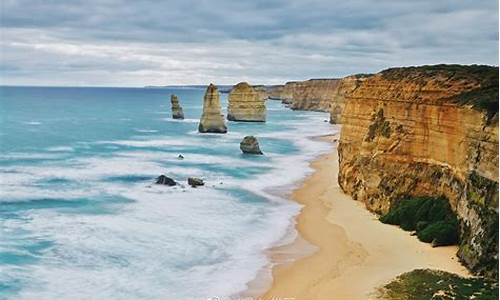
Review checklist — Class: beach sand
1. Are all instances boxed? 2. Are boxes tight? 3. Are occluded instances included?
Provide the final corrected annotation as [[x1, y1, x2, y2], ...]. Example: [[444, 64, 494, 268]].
[[258, 136, 469, 300]]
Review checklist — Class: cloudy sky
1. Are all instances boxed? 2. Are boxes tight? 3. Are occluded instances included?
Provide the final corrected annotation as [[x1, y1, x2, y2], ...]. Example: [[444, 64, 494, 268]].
[[0, 0, 498, 86]]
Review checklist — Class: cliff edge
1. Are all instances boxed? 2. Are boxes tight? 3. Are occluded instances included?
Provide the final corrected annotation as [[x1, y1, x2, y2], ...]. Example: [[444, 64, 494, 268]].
[[267, 79, 341, 112], [337, 64, 499, 278]]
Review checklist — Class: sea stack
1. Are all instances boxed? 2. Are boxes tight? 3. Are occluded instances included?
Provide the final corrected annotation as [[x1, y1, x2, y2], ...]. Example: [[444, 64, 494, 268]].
[[240, 136, 263, 155], [198, 84, 227, 133], [227, 82, 266, 122], [170, 94, 184, 119]]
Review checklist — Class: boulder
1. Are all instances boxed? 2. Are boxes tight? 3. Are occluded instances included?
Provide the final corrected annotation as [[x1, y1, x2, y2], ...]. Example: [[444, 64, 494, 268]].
[[188, 177, 204, 187], [171, 94, 184, 119], [198, 84, 227, 133], [227, 82, 266, 122], [155, 175, 177, 186], [240, 136, 263, 155]]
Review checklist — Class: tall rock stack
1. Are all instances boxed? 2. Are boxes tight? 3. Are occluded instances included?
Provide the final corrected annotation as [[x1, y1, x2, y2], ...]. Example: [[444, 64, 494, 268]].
[[198, 84, 227, 133], [227, 82, 266, 122], [170, 94, 184, 119]]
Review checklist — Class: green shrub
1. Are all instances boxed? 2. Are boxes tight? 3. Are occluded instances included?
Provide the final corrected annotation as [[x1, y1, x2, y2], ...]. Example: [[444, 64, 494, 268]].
[[417, 220, 459, 246], [415, 221, 429, 231], [380, 197, 459, 247]]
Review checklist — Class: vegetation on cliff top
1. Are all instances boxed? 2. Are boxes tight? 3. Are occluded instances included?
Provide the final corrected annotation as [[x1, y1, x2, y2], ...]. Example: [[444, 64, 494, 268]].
[[377, 269, 499, 300], [380, 64, 499, 118], [380, 197, 458, 247]]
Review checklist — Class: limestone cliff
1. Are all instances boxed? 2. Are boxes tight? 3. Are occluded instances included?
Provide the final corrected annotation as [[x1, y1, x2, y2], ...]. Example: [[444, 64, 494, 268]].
[[227, 82, 266, 122], [337, 65, 499, 278], [170, 94, 184, 119], [264, 85, 284, 100], [329, 75, 370, 124], [266, 79, 341, 111], [198, 84, 227, 133]]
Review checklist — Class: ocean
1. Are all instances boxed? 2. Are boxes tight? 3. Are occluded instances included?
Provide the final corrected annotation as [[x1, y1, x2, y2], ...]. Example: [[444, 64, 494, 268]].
[[0, 86, 334, 300]]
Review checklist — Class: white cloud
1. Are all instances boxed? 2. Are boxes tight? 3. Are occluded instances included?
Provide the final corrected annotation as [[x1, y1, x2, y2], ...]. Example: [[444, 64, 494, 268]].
[[0, 0, 497, 86]]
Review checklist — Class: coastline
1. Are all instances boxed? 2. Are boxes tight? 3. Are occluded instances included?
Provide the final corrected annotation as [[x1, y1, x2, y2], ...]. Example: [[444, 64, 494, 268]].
[[254, 135, 469, 300]]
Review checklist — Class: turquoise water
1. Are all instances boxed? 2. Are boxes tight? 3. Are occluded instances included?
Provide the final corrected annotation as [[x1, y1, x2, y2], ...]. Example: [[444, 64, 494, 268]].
[[0, 86, 334, 299]]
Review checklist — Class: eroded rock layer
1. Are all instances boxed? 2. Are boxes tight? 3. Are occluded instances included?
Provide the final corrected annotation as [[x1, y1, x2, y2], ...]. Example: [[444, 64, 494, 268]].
[[329, 75, 369, 124], [337, 65, 499, 278], [198, 84, 227, 133], [227, 82, 266, 122], [267, 79, 341, 111]]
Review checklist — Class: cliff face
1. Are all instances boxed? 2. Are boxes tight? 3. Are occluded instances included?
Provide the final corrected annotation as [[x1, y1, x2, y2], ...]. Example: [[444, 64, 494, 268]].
[[227, 82, 266, 122], [337, 65, 499, 278], [329, 75, 369, 124], [266, 79, 341, 112], [198, 84, 227, 133], [170, 94, 184, 119]]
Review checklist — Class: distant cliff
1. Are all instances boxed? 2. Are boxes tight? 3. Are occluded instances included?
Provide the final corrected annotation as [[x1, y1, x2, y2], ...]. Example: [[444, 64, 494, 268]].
[[337, 65, 499, 278], [266, 79, 341, 112]]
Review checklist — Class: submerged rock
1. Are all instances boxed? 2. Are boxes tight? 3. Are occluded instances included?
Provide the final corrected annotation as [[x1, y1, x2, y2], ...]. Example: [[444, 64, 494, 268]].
[[240, 136, 263, 155], [188, 177, 204, 187], [198, 84, 227, 133], [155, 175, 177, 186], [171, 94, 184, 119], [227, 82, 266, 122]]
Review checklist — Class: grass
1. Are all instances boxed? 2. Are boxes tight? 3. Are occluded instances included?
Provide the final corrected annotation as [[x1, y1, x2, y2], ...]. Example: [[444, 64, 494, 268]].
[[380, 197, 458, 246], [377, 269, 499, 300]]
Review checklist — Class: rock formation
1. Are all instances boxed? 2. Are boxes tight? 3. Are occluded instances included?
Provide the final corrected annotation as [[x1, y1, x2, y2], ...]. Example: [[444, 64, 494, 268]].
[[329, 75, 370, 124], [188, 177, 204, 187], [240, 136, 263, 155], [252, 85, 270, 101], [337, 65, 499, 278], [155, 175, 177, 186], [265, 79, 341, 112], [198, 84, 227, 133], [170, 94, 184, 119], [227, 82, 266, 122]]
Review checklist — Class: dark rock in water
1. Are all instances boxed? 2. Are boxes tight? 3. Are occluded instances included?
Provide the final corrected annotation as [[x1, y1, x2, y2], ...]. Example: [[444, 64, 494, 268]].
[[188, 177, 204, 187], [155, 175, 177, 186], [240, 136, 263, 155], [171, 94, 184, 120], [178, 154, 184, 160]]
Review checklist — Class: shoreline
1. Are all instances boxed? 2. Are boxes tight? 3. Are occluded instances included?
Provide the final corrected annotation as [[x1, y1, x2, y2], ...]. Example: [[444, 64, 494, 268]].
[[251, 136, 469, 299]]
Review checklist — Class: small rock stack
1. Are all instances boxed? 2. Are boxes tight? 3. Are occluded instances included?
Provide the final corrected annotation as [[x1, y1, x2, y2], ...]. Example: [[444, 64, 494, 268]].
[[171, 94, 184, 119], [240, 136, 263, 155], [198, 84, 227, 133]]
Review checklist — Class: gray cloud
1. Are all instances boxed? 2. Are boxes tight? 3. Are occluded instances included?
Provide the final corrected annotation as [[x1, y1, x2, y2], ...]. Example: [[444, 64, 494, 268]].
[[0, 0, 498, 86]]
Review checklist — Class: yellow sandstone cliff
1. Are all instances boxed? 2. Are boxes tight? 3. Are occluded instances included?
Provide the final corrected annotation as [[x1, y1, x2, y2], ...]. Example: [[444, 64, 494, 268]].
[[329, 75, 369, 124], [227, 82, 266, 122], [267, 79, 341, 112], [337, 65, 499, 278]]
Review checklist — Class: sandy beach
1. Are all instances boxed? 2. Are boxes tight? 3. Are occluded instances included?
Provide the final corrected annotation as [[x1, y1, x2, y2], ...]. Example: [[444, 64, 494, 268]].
[[259, 136, 470, 300]]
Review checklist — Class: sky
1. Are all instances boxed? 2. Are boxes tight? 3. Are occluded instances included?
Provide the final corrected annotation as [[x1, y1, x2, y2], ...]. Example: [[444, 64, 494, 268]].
[[0, 0, 498, 87]]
